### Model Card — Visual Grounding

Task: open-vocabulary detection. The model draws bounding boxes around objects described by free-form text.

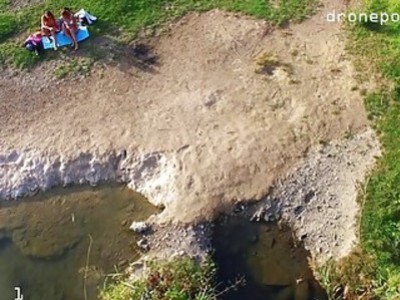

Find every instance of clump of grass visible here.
[316,249,377,300]
[100,258,218,300]
[0,42,39,69]
[0,13,17,42]
[53,57,93,79]
[255,51,293,76]
[255,51,281,74]
[0,0,9,11]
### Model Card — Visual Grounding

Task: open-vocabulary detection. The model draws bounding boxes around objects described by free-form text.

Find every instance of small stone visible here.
[137,238,150,251]
[129,221,150,233]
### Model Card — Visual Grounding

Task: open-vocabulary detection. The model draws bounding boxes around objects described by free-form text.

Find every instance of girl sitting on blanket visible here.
[41,11,60,50]
[61,7,79,51]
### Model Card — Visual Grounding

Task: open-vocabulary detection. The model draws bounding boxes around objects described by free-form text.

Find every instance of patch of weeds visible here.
[0,13,17,42]
[100,258,218,300]
[53,57,93,79]
[255,51,280,75]
[364,92,390,121]
[255,51,293,76]
[316,249,377,300]
[0,42,39,69]
[0,0,9,11]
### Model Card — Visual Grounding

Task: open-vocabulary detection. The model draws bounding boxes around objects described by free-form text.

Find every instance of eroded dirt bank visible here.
[1,0,379,260]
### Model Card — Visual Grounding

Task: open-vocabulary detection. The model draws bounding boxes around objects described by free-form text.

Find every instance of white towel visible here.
[75,9,97,25]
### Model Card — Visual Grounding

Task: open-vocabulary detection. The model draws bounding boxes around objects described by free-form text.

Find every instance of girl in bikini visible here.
[61,8,79,51]
[41,11,59,50]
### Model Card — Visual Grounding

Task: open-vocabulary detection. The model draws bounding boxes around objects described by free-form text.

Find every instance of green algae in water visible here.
[212,216,328,300]
[0,184,160,300]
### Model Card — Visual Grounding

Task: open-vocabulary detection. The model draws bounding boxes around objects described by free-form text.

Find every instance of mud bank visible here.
[1,130,378,262]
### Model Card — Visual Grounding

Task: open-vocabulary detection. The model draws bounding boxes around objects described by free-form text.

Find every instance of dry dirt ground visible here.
[0,1,380,258]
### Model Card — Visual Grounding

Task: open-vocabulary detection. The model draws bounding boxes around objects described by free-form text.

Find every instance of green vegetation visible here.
[100,258,218,300]
[0,0,9,12]
[316,0,400,299]
[53,57,93,79]
[0,13,16,42]
[317,249,378,299]
[0,0,315,70]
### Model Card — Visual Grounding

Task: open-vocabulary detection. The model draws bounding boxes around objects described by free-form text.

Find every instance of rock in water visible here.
[129,221,150,233]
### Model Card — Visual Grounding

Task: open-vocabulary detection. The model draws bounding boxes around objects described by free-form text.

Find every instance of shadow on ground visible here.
[212,214,328,300]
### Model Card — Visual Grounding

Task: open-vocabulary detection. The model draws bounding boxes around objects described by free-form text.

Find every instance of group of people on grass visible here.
[24,7,82,55]
[42,8,79,51]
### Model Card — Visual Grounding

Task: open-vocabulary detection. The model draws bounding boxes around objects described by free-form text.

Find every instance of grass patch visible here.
[0,13,17,42]
[317,249,378,300]
[53,57,93,79]
[0,0,9,12]
[0,42,39,68]
[100,258,218,300]
[325,0,400,299]
[0,0,316,69]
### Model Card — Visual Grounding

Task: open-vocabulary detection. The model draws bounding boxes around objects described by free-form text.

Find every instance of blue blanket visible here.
[42,26,90,50]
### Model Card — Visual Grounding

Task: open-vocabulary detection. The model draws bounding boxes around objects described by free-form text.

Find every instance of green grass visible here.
[53,56,93,79]
[0,0,9,11]
[325,0,400,298]
[0,0,316,70]
[100,258,218,300]
[0,13,17,42]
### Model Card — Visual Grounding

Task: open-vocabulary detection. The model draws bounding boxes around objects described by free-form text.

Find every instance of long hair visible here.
[44,10,55,20]
[61,7,73,19]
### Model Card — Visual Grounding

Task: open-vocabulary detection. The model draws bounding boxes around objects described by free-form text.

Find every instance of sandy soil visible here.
[0,0,379,258]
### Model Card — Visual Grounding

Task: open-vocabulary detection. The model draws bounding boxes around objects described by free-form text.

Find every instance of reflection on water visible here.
[212,215,328,300]
[0,184,159,300]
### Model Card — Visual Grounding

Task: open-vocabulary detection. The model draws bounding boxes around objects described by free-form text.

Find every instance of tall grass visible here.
[100,258,218,300]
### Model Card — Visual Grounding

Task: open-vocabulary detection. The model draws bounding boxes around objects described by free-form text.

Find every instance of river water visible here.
[213,215,328,300]
[0,184,159,300]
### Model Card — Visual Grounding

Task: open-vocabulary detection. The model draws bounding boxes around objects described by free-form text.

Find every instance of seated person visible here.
[24,31,43,56]
[41,10,60,50]
[61,7,79,51]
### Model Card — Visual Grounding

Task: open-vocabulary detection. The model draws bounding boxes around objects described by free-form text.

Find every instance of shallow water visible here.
[212,216,328,300]
[0,184,159,300]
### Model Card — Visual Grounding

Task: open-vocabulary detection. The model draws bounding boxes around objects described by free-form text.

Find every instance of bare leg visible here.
[50,29,58,50]
[64,29,78,50]
[71,29,79,51]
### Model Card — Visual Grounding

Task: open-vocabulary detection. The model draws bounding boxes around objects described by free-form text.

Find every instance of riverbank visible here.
[0,0,384,298]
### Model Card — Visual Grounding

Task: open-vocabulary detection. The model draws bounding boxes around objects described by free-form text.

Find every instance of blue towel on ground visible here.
[42,26,90,50]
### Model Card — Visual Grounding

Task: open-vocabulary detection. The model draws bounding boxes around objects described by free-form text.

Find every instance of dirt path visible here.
[1,1,379,258]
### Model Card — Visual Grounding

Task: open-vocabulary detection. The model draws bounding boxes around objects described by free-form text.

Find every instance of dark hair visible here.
[44,10,54,18]
[61,7,73,18]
